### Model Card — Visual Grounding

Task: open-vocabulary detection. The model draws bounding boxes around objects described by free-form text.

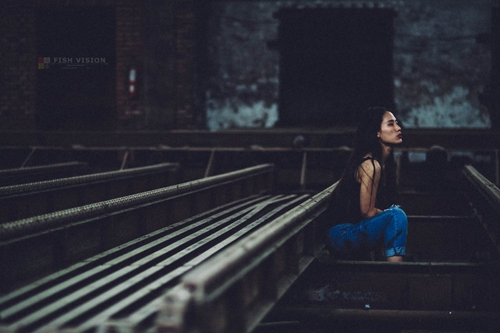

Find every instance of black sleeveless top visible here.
[330,156,391,224]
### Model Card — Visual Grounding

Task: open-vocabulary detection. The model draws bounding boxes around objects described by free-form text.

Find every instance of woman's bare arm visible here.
[357,158,382,218]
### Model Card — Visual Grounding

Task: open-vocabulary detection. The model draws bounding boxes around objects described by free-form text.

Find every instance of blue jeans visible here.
[328,205,408,259]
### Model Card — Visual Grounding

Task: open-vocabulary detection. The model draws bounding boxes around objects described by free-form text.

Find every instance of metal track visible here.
[0,164,274,293]
[0,161,89,186]
[0,162,179,222]
[0,192,311,332]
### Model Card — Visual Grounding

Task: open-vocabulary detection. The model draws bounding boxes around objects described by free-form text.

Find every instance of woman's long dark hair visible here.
[330,107,399,222]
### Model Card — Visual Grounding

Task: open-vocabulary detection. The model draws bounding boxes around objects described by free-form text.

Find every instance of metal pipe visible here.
[0,162,86,177]
[0,162,178,197]
[0,164,274,240]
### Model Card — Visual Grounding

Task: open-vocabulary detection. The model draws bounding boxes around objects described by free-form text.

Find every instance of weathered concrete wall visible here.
[205,3,280,130]
[205,0,496,130]
[394,0,492,128]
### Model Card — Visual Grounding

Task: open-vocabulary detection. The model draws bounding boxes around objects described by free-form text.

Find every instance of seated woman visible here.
[328,107,408,262]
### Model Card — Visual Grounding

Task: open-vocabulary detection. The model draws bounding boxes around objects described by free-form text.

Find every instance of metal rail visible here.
[0,162,179,222]
[0,164,274,293]
[154,182,337,333]
[2,145,499,191]
[0,193,311,332]
[463,164,500,253]
[0,161,89,186]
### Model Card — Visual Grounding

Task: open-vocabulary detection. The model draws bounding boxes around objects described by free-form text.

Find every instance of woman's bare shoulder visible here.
[359,155,382,171]
[356,156,381,181]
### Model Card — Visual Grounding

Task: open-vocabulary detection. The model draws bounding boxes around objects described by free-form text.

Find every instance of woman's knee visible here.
[388,206,407,220]
[388,206,408,230]
[384,207,407,257]
[327,224,346,249]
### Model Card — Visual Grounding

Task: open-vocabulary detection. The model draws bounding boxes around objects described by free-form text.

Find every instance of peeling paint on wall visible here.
[393,0,492,128]
[207,100,278,130]
[206,0,494,130]
[206,3,280,131]
[400,86,491,128]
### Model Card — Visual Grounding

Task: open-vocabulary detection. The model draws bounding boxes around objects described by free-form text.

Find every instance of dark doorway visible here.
[274,8,396,128]
[36,7,116,131]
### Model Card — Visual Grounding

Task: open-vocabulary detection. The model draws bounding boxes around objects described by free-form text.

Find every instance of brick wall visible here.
[1,1,37,130]
[1,0,150,131]
[1,0,207,131]
[116,0,144,130]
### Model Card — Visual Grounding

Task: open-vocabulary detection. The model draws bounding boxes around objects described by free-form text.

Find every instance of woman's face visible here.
[377,111,402,145]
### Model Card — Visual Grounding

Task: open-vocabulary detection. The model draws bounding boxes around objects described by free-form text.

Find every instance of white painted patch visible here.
[207,100,278,131]
[401,86,491,128]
